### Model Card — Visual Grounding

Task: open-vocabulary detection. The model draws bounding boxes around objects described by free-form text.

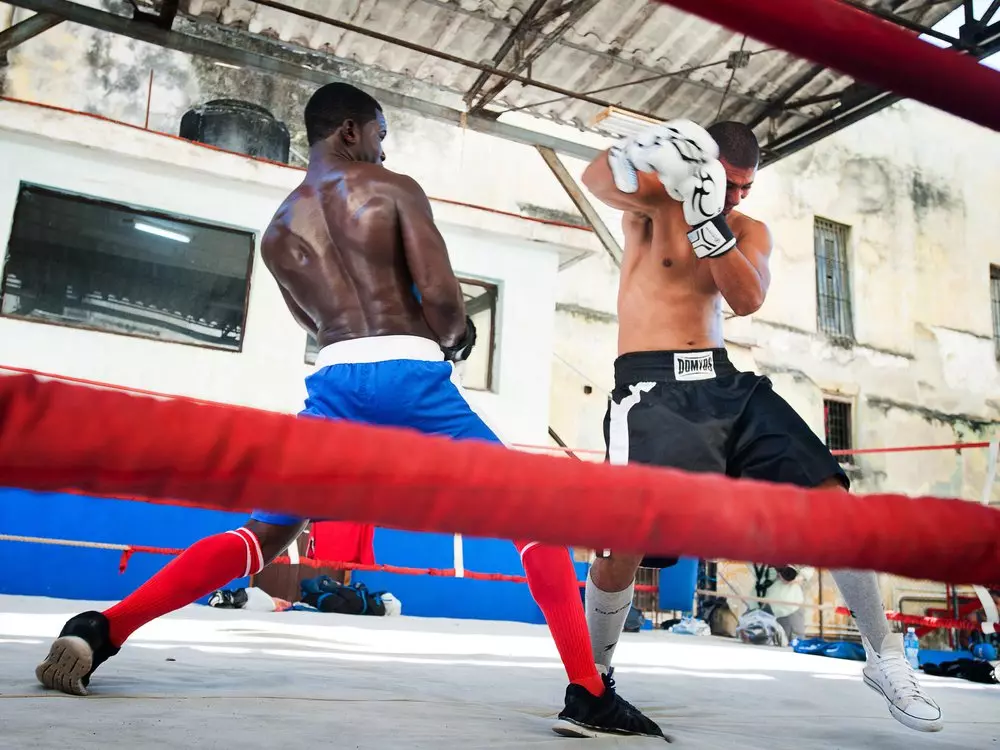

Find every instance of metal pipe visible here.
[783,90,845,110]
[535,144,622,268]
[250,0,655,121]
[0,11,62,54]
[501,54,760,115]
[841,0,966,47]
[655,0,1000,134]
[470,0,602,113]
[985,0,1000,25]
[420,0,774,110]
[463,0,548,105]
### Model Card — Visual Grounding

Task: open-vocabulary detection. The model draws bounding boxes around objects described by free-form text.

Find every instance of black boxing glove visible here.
[688,214,736,258]
[777,565,799,582]
[441,316,477,363]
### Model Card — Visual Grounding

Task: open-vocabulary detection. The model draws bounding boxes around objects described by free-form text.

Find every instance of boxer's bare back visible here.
[582,153,772,354]
[260,110,467,350]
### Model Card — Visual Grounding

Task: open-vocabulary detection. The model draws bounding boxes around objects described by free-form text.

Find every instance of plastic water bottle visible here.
[903,627,920,669]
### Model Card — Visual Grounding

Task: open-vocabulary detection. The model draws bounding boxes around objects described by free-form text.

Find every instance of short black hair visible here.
[707,121,759,169]
[304,82,382,146]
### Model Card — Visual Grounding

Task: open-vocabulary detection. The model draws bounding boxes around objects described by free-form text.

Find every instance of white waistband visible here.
[313,335,444,369]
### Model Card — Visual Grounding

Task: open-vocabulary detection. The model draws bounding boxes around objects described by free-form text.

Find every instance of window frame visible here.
[458,277,498,393]
[813,217,855,343]
[0,182,257,353]
[822,396,855,466]
[990,264,1000,361]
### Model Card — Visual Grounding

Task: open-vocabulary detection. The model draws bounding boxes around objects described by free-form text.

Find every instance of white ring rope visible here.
[0,533,130,551]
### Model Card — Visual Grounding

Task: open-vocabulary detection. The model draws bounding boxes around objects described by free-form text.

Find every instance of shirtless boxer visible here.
[579,120,943,733]
[35,82,663,740]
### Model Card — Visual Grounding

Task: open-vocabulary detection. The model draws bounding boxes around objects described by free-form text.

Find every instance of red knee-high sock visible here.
[104,528,263,647]
[516,541,605,697]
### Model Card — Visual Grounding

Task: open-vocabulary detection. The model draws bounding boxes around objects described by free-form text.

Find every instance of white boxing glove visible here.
[685,160,735,258]
[607,119,718,198]
[682,159,727,226]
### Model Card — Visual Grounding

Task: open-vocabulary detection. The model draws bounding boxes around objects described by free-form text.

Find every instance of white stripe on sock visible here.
[226,529,252,578]
[519,541,540,560]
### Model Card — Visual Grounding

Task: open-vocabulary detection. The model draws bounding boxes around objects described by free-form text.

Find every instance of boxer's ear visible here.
[341,119,359,145]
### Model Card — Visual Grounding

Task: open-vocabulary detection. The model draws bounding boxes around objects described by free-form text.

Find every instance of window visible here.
[814,218,854,341]
[1,184,254,351]
[991,265,1000,359]
[305,278,498,391]
[824,399,853,464]
[458,279,498,391]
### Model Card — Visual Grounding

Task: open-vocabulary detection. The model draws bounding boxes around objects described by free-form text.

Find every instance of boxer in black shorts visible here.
[605,348,848,568]
[579,119,942,733]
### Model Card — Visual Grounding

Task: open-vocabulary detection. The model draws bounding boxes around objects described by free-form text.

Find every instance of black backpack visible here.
[300,575,387,616]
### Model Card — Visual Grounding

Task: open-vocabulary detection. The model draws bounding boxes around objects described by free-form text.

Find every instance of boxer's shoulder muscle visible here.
[261,189,309,271]
[728,211,772,254]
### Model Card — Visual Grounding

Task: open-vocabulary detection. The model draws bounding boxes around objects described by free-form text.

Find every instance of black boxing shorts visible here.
[601,348,849,569]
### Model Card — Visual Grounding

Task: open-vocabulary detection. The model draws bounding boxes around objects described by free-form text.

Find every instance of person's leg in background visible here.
[777,607,807,643]
[36,516,306,695]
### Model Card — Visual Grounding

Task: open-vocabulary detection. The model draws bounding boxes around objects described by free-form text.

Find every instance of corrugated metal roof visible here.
[178,0,964,145]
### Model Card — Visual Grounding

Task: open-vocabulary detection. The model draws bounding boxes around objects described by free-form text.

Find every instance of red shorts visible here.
[310,521,375,565]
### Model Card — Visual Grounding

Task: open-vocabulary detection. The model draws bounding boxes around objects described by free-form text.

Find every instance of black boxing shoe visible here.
[552,669,669,741]
[36,611,120,696]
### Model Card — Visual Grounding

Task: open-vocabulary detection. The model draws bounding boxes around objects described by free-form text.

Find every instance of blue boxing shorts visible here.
[250,335,503,526]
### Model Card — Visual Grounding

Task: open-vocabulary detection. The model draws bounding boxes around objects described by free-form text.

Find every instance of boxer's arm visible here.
[393,175,468,347]
[707,218,772,316]
[581,149,673,212]
[261,225,319,334]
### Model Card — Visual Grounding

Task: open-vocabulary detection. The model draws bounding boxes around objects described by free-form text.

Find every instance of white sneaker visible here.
[862,633,943,732]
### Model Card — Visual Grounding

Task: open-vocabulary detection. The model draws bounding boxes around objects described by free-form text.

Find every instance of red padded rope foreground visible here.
[1,374,998,586]
[656,0,1000,134]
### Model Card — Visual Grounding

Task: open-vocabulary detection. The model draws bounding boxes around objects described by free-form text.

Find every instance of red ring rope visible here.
[1,374,998,586]
[657,0,1000,134]
[834,606,1000,634]
[513,442,994,457]
[118,544,658,590]
[2,365,990,460]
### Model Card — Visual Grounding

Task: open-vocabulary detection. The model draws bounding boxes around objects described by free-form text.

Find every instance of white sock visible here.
[831,570,891,653]
[585,570,635,671]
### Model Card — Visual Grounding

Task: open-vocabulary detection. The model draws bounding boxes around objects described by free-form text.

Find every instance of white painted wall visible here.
[0,100,592,444]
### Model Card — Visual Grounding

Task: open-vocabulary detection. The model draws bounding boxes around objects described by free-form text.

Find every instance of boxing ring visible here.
[2,0,1000,746]
[1,368,999,748]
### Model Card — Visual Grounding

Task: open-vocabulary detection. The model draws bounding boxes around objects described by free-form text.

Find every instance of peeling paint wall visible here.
[3,8,998,622]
